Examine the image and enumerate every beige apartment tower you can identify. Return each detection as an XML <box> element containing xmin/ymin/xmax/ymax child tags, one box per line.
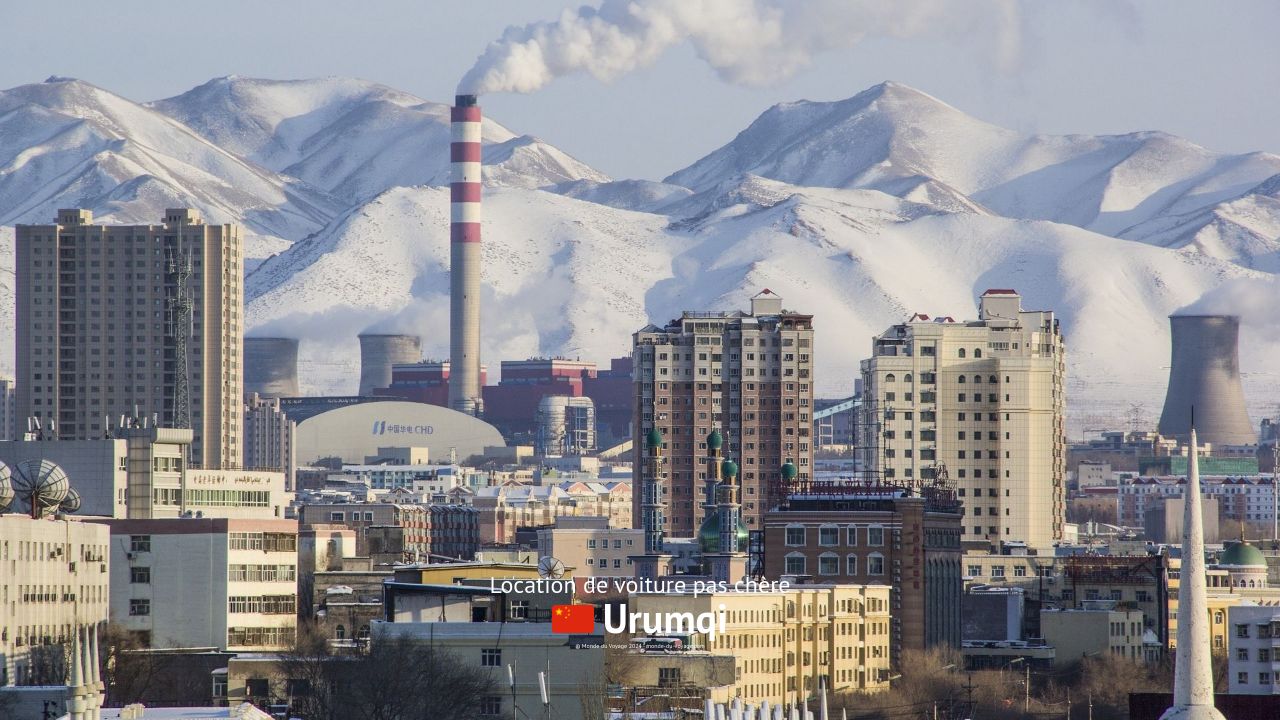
<box><xmin>15</xmin><ymin>209</ymin><xmax>243</xmax><ymax>468</ymax></box>
<box><xmin>859</xmin><ymin>289</ymin><xmax>1066</xmax><ymax>549</ymax></box>
<box><xmin>632</xmin><ymin>290</ymin><xmax>815</xmax><ymax>534</ymax></box>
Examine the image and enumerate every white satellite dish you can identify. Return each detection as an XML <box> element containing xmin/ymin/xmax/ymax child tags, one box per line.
<box><xmin>538</xmin><ymin>556</ymin><xmax>565</xmax><ymax>579</ymax></box>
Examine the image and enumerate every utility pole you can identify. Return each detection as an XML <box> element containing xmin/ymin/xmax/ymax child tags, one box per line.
<box><xmin>1024</xmin><ymin>664</ymin><xmax>1030</xmax><ymax>714</ymax></box>
<box><xmin>1088</xmin><ymin>691</ymin><xmax>1094</xmax><ymax>720</ymax></box>
<box><xmin>1067</xmin><ymin>687</ymin><xmax>1071</xmax><ymax>719</ymax></box>
<box><xmin>962</xmin><ymin>673</ymin><xmax>977</xmax><ymax>720</ymax></box>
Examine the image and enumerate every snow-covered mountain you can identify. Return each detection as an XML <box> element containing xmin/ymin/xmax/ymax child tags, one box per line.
<box><xmin>1</xmin><ymin>75</ymin><xmax>1277</xmax><ymax>432</ymax></box>
<box><xmin>0</xmin><ymin>77</ymin><xmax>344</xmax><ymax>259</ymax></box>
<box><xmin>150</xmin><ymin>76</ymin><xmax>608</xmax><ymax>204</ymax></box>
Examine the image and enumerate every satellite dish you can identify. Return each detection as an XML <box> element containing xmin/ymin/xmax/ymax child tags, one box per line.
<box><xmin>538</xmin><ymin>556</ymin><xmax>566</xmax><ymax>579</ymax></box>
<box><xmin>0</xmin><ymin>461</ymin><xmax>13</xmax><ymax>513</ymax></box>
<box><xmin>12</xmin><ymin>459</ymin><xmax>70</xmax><ymax>518</ymax></box>
<box><xmin>58</xmin><ymin>487</ymin><xmax>82</xmax><ymax>514</ymax></box>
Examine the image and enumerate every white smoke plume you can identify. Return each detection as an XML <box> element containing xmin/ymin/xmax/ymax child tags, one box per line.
<box><xmin>1176</xmin><ymin>278</ymin><xmax>1280</xmax><ymax>341</ymax></box>
<box><xmin>459</xmin><ymin>0</ymin><xmax>1023</xmax><ymax>94</ymax></box>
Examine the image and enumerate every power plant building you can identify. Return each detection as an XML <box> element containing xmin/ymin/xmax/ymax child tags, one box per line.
<box><xmin>1158</xmin><ymin>315</ymin><xmax>1257</xmax><ymax>449</ymax></box>
<box><xmin>860</xmin><ymin>289</ymin><xmax>1066</xmax><ymax>550</ymax></box>
<box><xmin>631</xmin><ymin>290</ymin><xmax>815</xmax><ymax>534</ymax></box>
<box><xmin>14</xmin><ymin>209</ymin><xmax>243</xmax><ymax>468</ymax></box>
<box><xmin>244</xmin><ymin>337</ymin><xmax>300</xmax><ymax>398</ymax></box>
<box><xmin>358</xmin><ymin>333</ymin><xmax>420</xmax><ymax>397</ymax></box>
<box><xmin>293</xmin><ymin>400</ymin><xmax>504</xmax><ymax>465</ymax></box>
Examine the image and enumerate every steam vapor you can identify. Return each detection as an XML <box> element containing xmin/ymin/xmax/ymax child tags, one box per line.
<box><xmin>1176</xmin><ymin>278</ymin><xmax>1280</xmax><ymax>340</ymax></box>
<box><xmin>459</xmin><ymin>0</ymin><xmax>1023</xmax><ymax>95</ymax></box>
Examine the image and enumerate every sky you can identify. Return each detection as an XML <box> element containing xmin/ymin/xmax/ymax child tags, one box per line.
<box><xmin>1</xmin><ymin>1</ymin><xmax>1279</xmax><ymax>180</ymax></box>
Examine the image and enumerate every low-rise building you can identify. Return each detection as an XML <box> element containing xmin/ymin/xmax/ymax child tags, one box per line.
<box><xmin>536</xmin><ymin>527</ymin><xmax>643</xmax><ymax>576</ymax></box>
<box><xmin>762</xmin><ymin>488</ymin><xmax>964</xmax><ymax>658</ymax></box>
<box><xmin>1041</xmin><ymin>605</ymin><xmax>1147</xmax><ymax>666</ymax></box>
<box><xmin>0</xmin><ymin>515</ymin><xmax>109</xmax><ymax>686</ymax></box>
<box><xmin>90</xmin><ymin>518</ymin><xmax>298</xmax><ymax>651</ymax></box>
<box><xmin>1228</xmin><ymin>605</ymin><xmax>1280</xmax><ymax>695</ymax></box>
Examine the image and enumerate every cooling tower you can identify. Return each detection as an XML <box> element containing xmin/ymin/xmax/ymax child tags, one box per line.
<box><xmin>448</xmin><ymin>94</ymin><xmax>484</xmax><ymax>417</ymax></box>
<box><xmin>358</xmin><ymin>334</ymin><xmax>421</xmax><ymax>396</ymax></box>
<box><xmin>1157</xmin><ymin>315</ymin><xmax>1257</xmax><ymax>448</ymax></box>
<box><xmin>244</xmin><ymin>337</ymin><xmax>300</xmax><ymax>398</ymax></box>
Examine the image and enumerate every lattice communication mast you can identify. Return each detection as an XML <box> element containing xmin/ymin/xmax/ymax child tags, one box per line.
<box><xmin>166</xmin><ymin>225</ymin><xmax>194</xmax><ymax>431</ymax></box>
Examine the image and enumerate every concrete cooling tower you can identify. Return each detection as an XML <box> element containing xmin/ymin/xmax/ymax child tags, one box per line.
<box><xmin>244</xmin><ymin>337</ymin><xmax>300</xmax><ymax>398</ymax></box>
<box><xmin>358</xmin><ymin>334</ymin><xmax>421</xmax><ymax>396</ymax></box>
<box><xmin>1157</xmin><ymin>315</ymin><xmax>1257</xmax><ymax>448</ymax></box>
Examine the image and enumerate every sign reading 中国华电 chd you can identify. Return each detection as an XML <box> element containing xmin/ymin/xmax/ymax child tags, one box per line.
<box><xmin>371</xmin><ymin>421</ymin><xmax>435</xmax><ymax>436</ymax></box>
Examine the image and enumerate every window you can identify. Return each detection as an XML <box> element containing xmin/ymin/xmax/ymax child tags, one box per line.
<box><xmin>1013</xmin><ymin>566</ymin><xmax>1027</xmax><ymax>577</ymax></box>
<box><xmin>1238</xmin><ymin>648</ymin><xmax>1250</xmax><ymax>661</ymax></box>
<box><xmin>819</xmin><ymin>553</ymin><xmax>839</xmax><ymax>576</ymax></box>
<box><xmin>784</xmin><ymin>552</ymin><xmax>806</xmax><ymax>575</ymax></box>
<box><xmin>481</xmin><ymin>649</ymin><xmax>502</xmax><ymax>666</ymax></box>
<box><xmin>991</xmin><ymin>565</ymin><xmax>1005</xmax><ymax>578</ymax></box>
<box><xmin>847</xmin><ymin>555</ymin><xmax>859</xmax><ymax>575</ymax></box>
<box><xmin>1261</xmin><ymin>649</ymin><xmax>1272</xmax><ymax>663</ymax></box>
<box><xmin>968</xmin><ymin>565</ymin><xmax>981</xmax><ymax>577</ymax></box>
<box><xmin>785</xmin><ymin>527</ymin><xmax>806</xmax><ymax>546</ymax></box>
<box><xmin>129</xmin><ymin>599</ymin><xmax>151</xmax><ymax>616</ymax></box>
<box><xmin>130</xmin><ymin>567</ymin><xmax>151</xmax><ymax>584</ymax></box>
<box><xmin>818</xmin><ymin>526</ymin><xmax>839</xmax><ymax>546</ymax></box>
<box><xmin>129</xmin><ymin>535</ymin><xmax>151</xmax><ymax>552</ymax></box>
<box><xmin>1262</xmin><ymin>673</ymin><xmax>1273</xmax><ymax>686</ymax></box>
<box><xmin>867</xmin><ymin>527</ymin><xmax>884</xmax><ymax>546</ymax></box>
<box><xmin>1238</xmin><ymin>672</ymin><xmax>1248</xmax><ymax>685</ymax></box>
<box><xmin>587</xmin><ymin>539</ymin><xmax>597</xmax><ymax>548</ymax></box>
<box><xmin>867</xmin><ymin>553</ymin><xmax>885</xmax><ymax>576</ymax></box>
<box><xmin>1237</xmin><ymin>624</ymin><xmax>1251</xmax><ymax>638</ymax></box>
<box><xmin>510</xmin><ymin>600</ymin><xmax>529</xmax><ymax>620</ymax></box>
<box><xmin>479</xmin><ymin>696</ymin><xmax>503</xmax><ymax>716</ymax></box>
<box><xmin>658</xmin><ymin>667</ymin><xmax>682</xmax><ymax>688</ymax></box>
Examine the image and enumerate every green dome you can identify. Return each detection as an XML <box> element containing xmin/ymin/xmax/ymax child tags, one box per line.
<box><xmin>707</xmin><ymin>430</ymin><xmax>724</xmax><ymax>450</ymax></box>
<box><xmin>646</xmin><ymin>427</ymin><xmax>664</xmax><ymax>449</ymax></box>
<box><xmin>1219</xmin><ymin>540</ymin><xmax>1266</xmax><ymax>568</ymax></box>
<box><xmin>781</xmin><ymin>459</ymin><xmax>798</xmax><ymax>481</ymax></box>
<box><xmin>697</xmin><ymin>512</ymin><xmax>749</xmax><ymax>554</ymax></box>
<box><xmin>721</xmin><ymin>459</ymin><xmax>739</xmax><ymax>479</ymax></box>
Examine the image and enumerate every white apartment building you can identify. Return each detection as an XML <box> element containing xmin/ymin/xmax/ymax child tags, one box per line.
<box><xmin>1228</xmin><ymin>604</ymin><xmax>1280</xmax><ymax>694</ymax></box>
<box><xmin>0</xmin><ymin>515</ymin><xmax>110</xmax><ymax>686</ymax></box>
<box><xmin>1119</xmin><ymin>475</ymin><xmax>1278</xmax><ymax>529</ymax></box>
<box><xmin>0</xmin><ymin>430</ymin><xmax>289</xmax><ymax>519</ymax></box>
<box><xmin>860</xmin><ymin>289</ymin><xmax>1066</xmax><ymax>549</ymax></box>
<box><xmin>92</xmin><ymin>518</ymin><xmax>297</xmax><ymax>651</ymax></box>
<box><xmin>15</xmin><ymin>209</ymin><xmax>243</xmax><ymax>468</ymax></box>
<box><xmin>244</xmin><ymin>393</ymin><xmax>295</xmax><ymax>489</ymax></box>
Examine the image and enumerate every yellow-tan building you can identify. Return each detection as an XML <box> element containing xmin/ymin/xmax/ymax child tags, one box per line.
<box><xmin>626</xmin><ymin>584</ymin><xmax>892</xmax><ymax>706</ymax></box>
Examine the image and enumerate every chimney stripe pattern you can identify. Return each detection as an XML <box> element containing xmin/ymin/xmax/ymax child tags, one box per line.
<box><xmin>449</xmin><ymin>95</ymin><xmax>483</xmax><ymax>415</ymax></box>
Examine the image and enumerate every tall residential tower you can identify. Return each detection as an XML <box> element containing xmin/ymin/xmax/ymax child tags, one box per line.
<box><xmin>632</xmin><ymin>290</ymin><xmax>814</xmax><ymax>535</ymax></box>
<box><xmin>860</xmin><ymin>289</ymin><xmax>1065</xmax><ymax>549</ymax></box>
<box><xmin>15</xmin><ymin>209</ymin><xmax>243</xmax><ymax>468</ymax></box>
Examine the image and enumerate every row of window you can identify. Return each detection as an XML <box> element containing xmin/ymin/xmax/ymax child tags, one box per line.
<box><xmin>783</xmin><ymin>552</ymin><xmax>885</xmax><ymax>576</ymax></box>
<box><xmin>785</xmin><ymin>526</ymin><xmax>885</xmax><ymax>547</ymax></box>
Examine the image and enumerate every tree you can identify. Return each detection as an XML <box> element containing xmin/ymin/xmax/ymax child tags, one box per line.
<box><xmin>275</xmin><ymin>625</ymin><xmax>495</xmax><ymax>720</ymax></box>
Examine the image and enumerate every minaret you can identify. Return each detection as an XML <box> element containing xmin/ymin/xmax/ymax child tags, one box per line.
<box><xmin>632</xmin><ymin>427</ymin><xmax>672</xmax><ymax>579</ymax></box>
<box><xmin>1160</xmin><ymin>428</ymin><xmax>1225</xmax><ymax>720</ymax></box>
<box><xmin>703</xmin><ymin>429</ymin><xmax>723</xmax><ymax>524</ymax></box>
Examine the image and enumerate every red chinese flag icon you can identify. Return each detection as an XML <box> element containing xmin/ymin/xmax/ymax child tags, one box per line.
<box><xmin>551</xmin><ymin>604</ymin><xmax>593</xmax><ymax>634</ymax></box>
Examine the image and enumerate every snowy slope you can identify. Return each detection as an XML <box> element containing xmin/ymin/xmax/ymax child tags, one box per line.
<box><xmin>243</xmin><ymin>175</ymin><xmax>1276</xmax><ymax>431</ymax></box>
<box><xmin>150</xmin><ymin>77</ymin><xmax>608</xmax><ymax>203</ymax></box>
<box><xmin>0</xmin><ymin>77</ymin><xmax>343</xmax><ymax>259</ymax></box>
<box><xmin>666</xmin><ymin>82</ymin><xmax>1280</xmax><ymax>269</ymax></box>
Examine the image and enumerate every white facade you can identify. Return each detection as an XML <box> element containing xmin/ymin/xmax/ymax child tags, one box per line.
<box><xmin>0</xmin><ymin>516</ymin><xmax>110</xmax><ymax>686</ymax></box>
<box><xmin>244</xmin><ymin>393</ymin><xmax>296</xmax><ymax>489</ymax></box>
<box><xmin>94</xmin><ymin>518</ymin><xmax>297</xmax><ymax>651</ymax></box>
<box><xmin>1228</xmin><ymin>605</ymin><xmax>1280</xmax><ymax>694</ymax></box>
<box><xmin>294</xmin><ymin>401</ymin><xmax>505</xmax><ymax>465</ymax></box>
<box><xmin>860</xmin><ymin>290</ymin><xmax>1066</xmax><ymax>549</ymax></box>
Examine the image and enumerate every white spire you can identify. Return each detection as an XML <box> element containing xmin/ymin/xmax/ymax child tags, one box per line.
<box><xmin>1160</xmin><ymin>428</ymin><xmax>1225</xmax><ymax>720</ymax></box>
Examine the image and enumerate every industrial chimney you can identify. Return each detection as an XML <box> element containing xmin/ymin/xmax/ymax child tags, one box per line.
<box><xmin>449</xmin><ymin>94</ymin><xmax>484</xmax><ymax>417</ymax></box>
<box><xmin>1157</xmin><ymin>315</ymin><xmax>1257</xmax><ymax>448</ymax></box>
<box><xmin>358</xmin><ymin>334</ymin><xmax>421</xmax><ymax>396</ymax></box>
<box><xmin>244</xmin><ymin>337</ymin><xmax>300</xmax><ymax>398</ymax></box>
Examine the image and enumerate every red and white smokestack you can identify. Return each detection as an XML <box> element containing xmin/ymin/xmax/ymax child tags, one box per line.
<box><xmin>449</xmin><ymin>94</ymin><xmax>484</xmax><ymax>416</ymax></box>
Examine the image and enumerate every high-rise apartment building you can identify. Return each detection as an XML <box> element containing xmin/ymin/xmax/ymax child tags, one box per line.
<box><xmin>632</xmin><ymin>290</ymin><xmax>815</xmax><ymax>534</ymax></box>
<box><xmin>0</xmin><ymin>376</ymin><xmax>15</xmax><ymax>441</ymax></box>
<box><xmin>859</xmin><ymin>290</ymin><xmax>1065</xmax><ymax>549</ymax></box>
<box><xmin>244</xmin><ymin>393</ymin><xmax>295</xmax><ymax>487</ymax></box>
<box><xmin>15</xmin><ymin>209</ymin><xmax>243</xmax><ymax>468</ymax></box>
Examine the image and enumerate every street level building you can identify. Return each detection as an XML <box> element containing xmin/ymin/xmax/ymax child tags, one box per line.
<box><xmin>15</xmin><ymin>209</ymin><xmax>243</xmax><ymax>468</ymax></box>
<box><xmin>860</xmin><ymin>289</ymin><xmax>1066</xmax><ymax>549</ymax></box>
<box><xmin>0</xmin><ymin>515</ymin><xmax>109</xmax><ymax>686</ymax></box>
